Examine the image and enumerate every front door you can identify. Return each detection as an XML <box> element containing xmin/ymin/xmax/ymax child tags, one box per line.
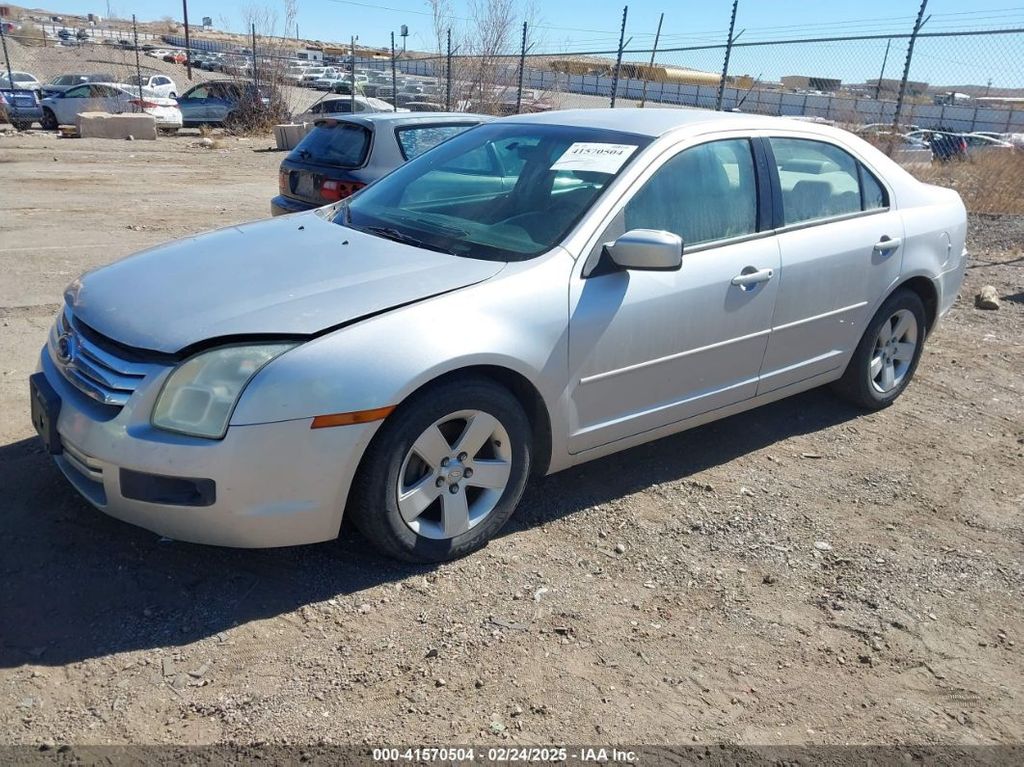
<box><xmin>568</xmin><ymin>137</ymin><xmax>780</xmax><ymax>453</ymax></box>
<box><xmin>757</xmin><ymin>136</ymin><xmax>904</xmax><ymax>394</ymax></box>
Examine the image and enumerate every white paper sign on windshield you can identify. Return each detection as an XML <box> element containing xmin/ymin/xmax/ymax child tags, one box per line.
<box><xmin>550</xmin><ymin>142</ymin><xmax>638</xmax><ymax>174</ymax></box>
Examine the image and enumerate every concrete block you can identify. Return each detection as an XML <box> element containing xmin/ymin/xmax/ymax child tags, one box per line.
<box><xmin>76</xmin><ymin>112</ymin><xmax>157</xmax><ymax>140</ymax></box>
<box><xmin>274</xmin><ymin>123</ymin><xmax>313</xmax><ymax>151</ymax></box>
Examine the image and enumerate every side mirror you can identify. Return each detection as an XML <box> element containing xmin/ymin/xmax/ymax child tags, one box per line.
<box><xmin>604</xmin><ymin>229</ymin><xmax>683</xmax><ymax>272</ymax></box>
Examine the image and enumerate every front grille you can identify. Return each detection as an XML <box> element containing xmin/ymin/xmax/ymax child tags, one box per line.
<box><xmin>53</xmin><ymin>309</ymin><xmax>150</xmax><ymax>408</ymax></box>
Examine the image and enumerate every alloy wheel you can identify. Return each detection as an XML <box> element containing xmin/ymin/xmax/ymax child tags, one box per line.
<box><xmin>870</xmin><ymin>308</ymin><xmax>918</xmax><ymax>393</ymax></box>
<box><xmin>397</xmin><ymin>410</ymin><xmax>512</xmax><ymax>540</ymax></box>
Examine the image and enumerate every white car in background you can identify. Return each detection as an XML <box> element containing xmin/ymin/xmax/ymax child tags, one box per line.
<box><xmin>294</xmin><ymin>95</ymin><xmax>404</xmax><ymax>122</ymax></box>
<box><xmin>0</xmin><ymin>71</ymin><xmax>42</xmax><ymax>91</ymax></box>
<box><xmin>39</xmin><ymin>83</ymin><xmax>183</xmax><ymax>131</ymax></box>
<box><xmin>126</xmin><ymin>74</ymin><xmax>178</xmax><ymax>99</ymax></box>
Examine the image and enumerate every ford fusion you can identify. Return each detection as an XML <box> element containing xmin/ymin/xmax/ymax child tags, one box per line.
<box><xmin>31</xmin><ymin>109</ymin><xmax>967</xmax><ymax>562</ymax></box>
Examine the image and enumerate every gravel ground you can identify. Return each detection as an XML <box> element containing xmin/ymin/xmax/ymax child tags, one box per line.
<box><xmin>0</xmin><ymin>131</ymin><xmax>1021</xmax><ymax>749</ymax></box>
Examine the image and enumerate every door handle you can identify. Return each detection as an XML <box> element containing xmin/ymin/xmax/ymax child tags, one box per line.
<box><xmin>874</xmin><ymin>236</ymin><xmax>902</xmax><ymax>253</ymax></box>
<box><xmin>731</xmin><ymin>267</ymin><xmax>774</xmax><ymax>287</ymax></box>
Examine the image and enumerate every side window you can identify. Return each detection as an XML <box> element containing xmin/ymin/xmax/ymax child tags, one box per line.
<box><xmin>443</xmin><ymin>143</ymin><xmax>498</xmax><ymax>175</ymax></box>
<box><xmin>396</xmin><ymin>124</ymin><xmax>475</xmax><ymax>160</ymax></box>
<box><xmin>64</xmin><ymin>85</ymin><xmax>91</xmax><ymax>98</ymax></box>
<box><xmin>624</xmin><ymin>138</ymin><xmax>758</xmax><ymax>246</ymax></box>
<box><xmin>769</xmin><ymin>138</ymin><xmax>865</xmax><ymax>225</ymax></box>
<box><xmin>859</xmin><ymin>164</ymin><xmax>888</xmax><ymax>210</ymax></box>
<box><xmin>186</xmin><ymin>86</ymin><xmax>209</xmax><ymax>100</ymax></box>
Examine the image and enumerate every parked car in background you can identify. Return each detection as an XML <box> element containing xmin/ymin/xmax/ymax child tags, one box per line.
<box><xmin>403</xmin><ymin>100</ymin><xmax>446</xmax><ymax>112</ymax></box>
<box><xmin>176</xmin><ymin>80</ymin><xmax>276</xmax><ymax>128</ymax></box>
<box><xmin>40</xmin><ymin>83</ymin><xmax>182</xmax><ymax>131</ymax></box>
<box><xmin>293</xmin><ymin>95</ymin><xmax>401</xmax><ymax>122</ymax></box>
<box><xmin>33</xmin><ymin>111</ymin><xmax>967</xmax><ymax>561</ymax></box>
<box><xmin>0</xmin><ymin>88</ymin><xmax>44</xmax><ymax>130</ymax></box>
<box><xmin>301</xmin><ymin>68</ymin><xmax>327</xmax><ymax>86</ymax></box>
<box><xmin>961</xmin><ymin>132</ymin><xmax>1016</xmax><ymax>154</ymax></box>
<box><xmin>125</xmin><ymin>74</ymin><xmax>178</xmax><ymax>99</ymax></box>
<box><xmin>162</xmin><ymin>50</ymin><xmax>187</xmax><ymax>64</ymax></box>
<box><xmin>271</xmin><ymin>112</ymin><xmax>488</xmax><ymax>215</ymax></box>
<box><xmin>0</xmin><ymin>71</ymin><xmax>42</xmax><ymax>92</ymax></box>
<box><xmin>41</xmin><ymin>73</ymin><xmax>116</xmax><ymax>97</ymax></box>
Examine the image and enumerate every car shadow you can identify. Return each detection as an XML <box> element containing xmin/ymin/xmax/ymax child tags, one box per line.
<box><xmin>0</xmin><ymin>387</ymin><xmax>859</xmax><ymax>668</ymax></box>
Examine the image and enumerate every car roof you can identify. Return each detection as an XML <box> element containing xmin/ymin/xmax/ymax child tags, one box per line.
<box><xmin>498</xmin><ymin>108</ymin><xmax>853</xmax><ymax>139</ymax></box>
<box><xmin>327</xmin><ymin>112</ymin><xmax>492</xmax><ymax>128</ymax></box>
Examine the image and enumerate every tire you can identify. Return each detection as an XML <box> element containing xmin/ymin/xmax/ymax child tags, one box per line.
<box><xmin>832</xmin><ymin>288</ymin><xmax>927</xmax><ymax>410</ymax></box>
<box><xmin>11</xmin><ymin>121</ymin><xmax>30</xmax><ymax>131</ymax></box>
<box><xmin>41</xmin><ymin>108</ymin><xmax>57</xmax><ymax>131</ymax></box>
<box><xmin>349</xmin><ymin>376</ymin><xmax>532</xmax><ymax>563</ymax></box>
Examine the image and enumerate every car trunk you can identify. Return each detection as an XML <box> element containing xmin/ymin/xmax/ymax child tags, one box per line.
<box><xmin>278</xmin><ymin>122</ymin><xmax>373</xmax><ymax>207</ymax></box>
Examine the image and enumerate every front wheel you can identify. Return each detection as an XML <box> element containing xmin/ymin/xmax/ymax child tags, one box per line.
<box><xmin>349</xmin><ymin>377</ymin><xmax>532</xmax><ymax>562</ymax></box>
<box><xmin>11</xmin><ymin>120</ymin><xmax>31</xmax><ymax>131</ymax></box>
<box><xmin>832</xmin><ymin>288</ymin><xmax>927</xmax><ymax>410</ymax></box>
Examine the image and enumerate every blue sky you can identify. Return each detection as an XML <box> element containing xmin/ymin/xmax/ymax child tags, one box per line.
<box><xmin>33</xmin><ymin>1</ymin><xmax>1024</xmax><ymax>86</ymax></box>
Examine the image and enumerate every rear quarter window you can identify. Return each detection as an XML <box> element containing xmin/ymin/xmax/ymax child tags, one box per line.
<box><xmin>290</xmin><ymin>122</ymin><xmax>371</xmax><ymax>168</ymax></box>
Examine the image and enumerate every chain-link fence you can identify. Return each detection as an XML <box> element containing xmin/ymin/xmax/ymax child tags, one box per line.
<box><xmin>2</xmin><ymin>7</ymin><xmax>1022</xmax><ymax>140</ymax></box>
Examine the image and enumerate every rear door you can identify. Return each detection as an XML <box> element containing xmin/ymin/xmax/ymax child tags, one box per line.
<box><xmin>757</xmin><ymin>135</ymin><xmax>903</xmax><ymax>394</ymax></box>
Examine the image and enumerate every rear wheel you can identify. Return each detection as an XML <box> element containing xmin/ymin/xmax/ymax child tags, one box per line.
<box><xmin>349</xmin><ymin>377</ymin><xmax>532</xmax><ymax>563</ymax></box>
<box><xmin>833</xmin><ymin>289</ymin><xmax>927</xmax><ymax>410</ymax></box>
<box><xmin>40</xmin><ymin>108</ymin><xmax>57</xmax><ymax>130</ymax></box>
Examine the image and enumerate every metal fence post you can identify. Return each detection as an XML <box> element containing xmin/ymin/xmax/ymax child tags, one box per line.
<box><xmin>639</xmin><ymin>13</ymin><xmax>663</xmax><ymax>108</ymax></box>
<box><xmin>446</xmin><ymin>28</ymin><xmax>452</xmax><ymax>111</ymax></box>
<box><xmin>516</xmin><ymin>22</ymin><xmax>528</xmax><ymax>114</ymax></box>
<box><xmin>132</xmin><ymin>16</ymin><xmax>143</xmax><ymax>102</ymax></box>
<box><xmin>892</xmin><ymin>0</ymin><xmax>929</xmax><ymax>135</ymax></box>
<box><xmin>350</xmin><ymin>36</ymin><xmax>357</xmax><ymax>112</ymax></box>
<box><xmin>182</xmin><ymin>0</ymin><xmax>193</xmax><ymax>81</ymax></box>
<box><xmin>875</xmin><ymin>38</ymin><xmax>891</xmax><ymax>100</ymax></box>
<box><xmin>389</xmin><ymin>32</ymin><xmax>397</xmax><ymax>112</ymax></box>
<box><xmin>0</xmin><ymin>21</ymin><xmax>14</xmax><ymax>90</ymax></box>
<box><xmin>251</xmin><ymin>23</ymin><xmax>258</xmax><ymax>90</ymax></box>
<box><xmin>610</xmin><ymin>6</ymin><xmax>629</xmax><ymax>108</ymax></box>
<box><xmin>716</xmin><ymin>0</ymin><xmax>738</xmax><ymax>111</ymax></box>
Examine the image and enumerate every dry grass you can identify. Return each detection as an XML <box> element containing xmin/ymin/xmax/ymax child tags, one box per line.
<box><xmin>908</xmin><ymin>151</ymin><xmax>1024</xmax><ymax>215</ymax></box>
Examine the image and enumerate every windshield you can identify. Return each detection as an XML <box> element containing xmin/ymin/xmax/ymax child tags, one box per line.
<box><xmin>338</xmin><ymin>122</ymin><xmax>649</xmax><ymax>261</ymax></box>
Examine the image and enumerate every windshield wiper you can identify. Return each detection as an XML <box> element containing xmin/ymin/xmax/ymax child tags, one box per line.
<box><xmin>364</xmin><ymin>226</ymin><xmax>453</xmax><ymax>254</ymax></box>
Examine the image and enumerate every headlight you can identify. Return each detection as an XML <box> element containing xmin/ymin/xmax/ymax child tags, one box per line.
<box><xmin>152</xmin><ymin>343</ymin><xmax>297</xmax><ymax>439</ymax></box>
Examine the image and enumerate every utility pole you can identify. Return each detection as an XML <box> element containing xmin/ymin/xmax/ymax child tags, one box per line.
<box><xmin>515</xmin><ymin>22</ymin><xmax>528</xmax><ymax>114</ymax></box>
<box><xmin>251</xmin><ymin>23</ymin><xmax>258</xmax><ymax>90</ymax></box>
<box><xmin>639</xmin><ymin>12</ymin><xmax>663</xmax><ymax>108</ymax></box>
<box><xmin>609</xmin><ymin>5</ymin><xmax>628</xmax><ymax>108</ymax></box>
<box><xmin>875</xmin><ymin>38</ymin><xmax>891</xmax><ymax>100</ymax></box>
<box><xmin>389</xmin><ymin>32</ymin><xmax>397</xmax><ymax>112</ymax></box>
<box><xmin>182</xmin><ymin>0</ymin><xmax>192</xmax><ymax>81</ymax></box>
<box><xmin>892</xmin><ymin>0</ymin><xmax>929</xmax><ymax>134</ymax></box>
<box><xmin>716</xmin><ymin>0</ymin><xmax>738</xmax><ymax>111</ymax></box>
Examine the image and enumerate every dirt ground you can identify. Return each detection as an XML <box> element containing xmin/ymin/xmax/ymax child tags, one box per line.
<box><xmin>0</xmin><ymin>130</ymin><xmax>1022</xmax><ymax>750</ymax></box>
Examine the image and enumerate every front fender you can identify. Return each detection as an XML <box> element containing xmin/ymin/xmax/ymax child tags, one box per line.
<box><xmin>231</xmin><ymin>250</ymin><xmax>574</xmax><ymax>430</ymax></box>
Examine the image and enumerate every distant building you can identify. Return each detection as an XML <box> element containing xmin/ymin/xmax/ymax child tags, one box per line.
<box><xmin>869</xmin><ymin>78</ymin><xmax>928</xmax><ymax>97</ymax></box>
<box><xmin>781</xmin><ymin>75</ymin><xmax>841</xmax><ymax>93</ymax></box>
<box><xmin>295</xmin><ymin>47</ymin><xmax>324</xmax><ymax>62</ymax></box>
<box><xmin>202</xmin><ymin>17</ymin><xmax>213</xmax><ymax>29</ymax></box>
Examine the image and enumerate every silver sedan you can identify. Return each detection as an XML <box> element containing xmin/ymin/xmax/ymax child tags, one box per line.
<box><xmin>32</xmin><ymin>109</ymin><xmax>967</xmax><ymax>561</ymax></box>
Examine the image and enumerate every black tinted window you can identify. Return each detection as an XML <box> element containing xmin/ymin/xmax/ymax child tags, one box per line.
<box><xmin>860</xmin><ymin>164</ymin><xmax>888</xmax><ymax>210</ymax></box>
<box><xmin>291</xmin><ymin>123</ymin><xmax>371</xmax><ymax>168</ymax></box>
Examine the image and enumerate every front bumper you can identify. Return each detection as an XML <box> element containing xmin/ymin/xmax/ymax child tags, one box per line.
<box><xmin>36</xmin><ymin>347</ymin><xmax>374</xmax><ymax>548</ymax></box>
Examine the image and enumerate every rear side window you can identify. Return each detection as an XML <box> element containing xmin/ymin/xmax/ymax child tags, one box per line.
<box><xmin>769</xmin><ymin>138</ymin><xmax>886</xmax><ymax>225</ymax></box>
<box><xmin>396</xmin><ymin>124</ymin><xmax>477</xmax><ymax>160</ymax></box>
<box><xmin>291</xmin><ymin>122</ymin><xmax>371</xmax><ymax>168</ymax></box>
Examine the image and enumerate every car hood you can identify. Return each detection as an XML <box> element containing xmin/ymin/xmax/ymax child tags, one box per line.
<box><xmin>66</xmin><ymin>211</ymin><xmax>505</xmax><ymax>354</ymax></box>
